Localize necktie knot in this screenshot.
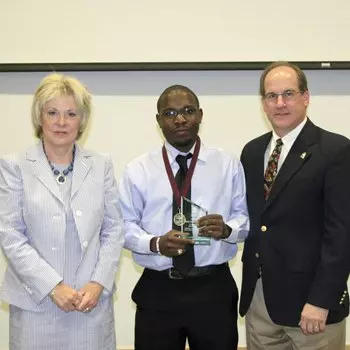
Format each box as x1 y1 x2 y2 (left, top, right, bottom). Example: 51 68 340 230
271 138 283 159
176 153 192 172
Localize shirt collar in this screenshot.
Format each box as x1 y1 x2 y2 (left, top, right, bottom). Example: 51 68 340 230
164 139 207 165
272 117 307 147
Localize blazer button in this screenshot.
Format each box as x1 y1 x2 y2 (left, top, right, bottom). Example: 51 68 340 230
76 210 82 217
255 253 260 258
261 225 267 232
22 283 33 295
82 241 88 248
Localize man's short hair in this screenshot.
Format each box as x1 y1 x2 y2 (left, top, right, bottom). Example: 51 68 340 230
259 61 308 97
157 85 200 112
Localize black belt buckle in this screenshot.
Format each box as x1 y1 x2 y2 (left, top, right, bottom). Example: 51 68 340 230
168 268 185 280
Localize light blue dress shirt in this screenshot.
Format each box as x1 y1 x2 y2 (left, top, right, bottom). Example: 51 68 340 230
119 141 249 270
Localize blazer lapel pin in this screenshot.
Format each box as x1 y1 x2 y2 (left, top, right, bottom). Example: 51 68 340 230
300 152 307 159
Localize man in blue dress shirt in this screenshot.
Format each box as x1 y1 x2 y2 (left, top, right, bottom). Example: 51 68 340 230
119 85 249 350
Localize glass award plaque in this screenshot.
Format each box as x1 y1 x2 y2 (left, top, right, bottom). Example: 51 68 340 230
179 196 211 245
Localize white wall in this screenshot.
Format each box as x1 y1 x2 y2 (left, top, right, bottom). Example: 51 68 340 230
1 0 350 63
0 70 350 349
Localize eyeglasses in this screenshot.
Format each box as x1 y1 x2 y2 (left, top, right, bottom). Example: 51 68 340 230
263 90 302 104
44 109 80 121
160 106 198 119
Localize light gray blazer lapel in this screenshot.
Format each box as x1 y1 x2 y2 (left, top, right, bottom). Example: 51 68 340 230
25 141 64 205
71 145 93 199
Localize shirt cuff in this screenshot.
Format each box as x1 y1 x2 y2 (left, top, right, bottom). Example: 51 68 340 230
222 221 245 243
138 234 155 254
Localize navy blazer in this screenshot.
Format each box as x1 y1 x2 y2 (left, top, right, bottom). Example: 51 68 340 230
239 119 350 326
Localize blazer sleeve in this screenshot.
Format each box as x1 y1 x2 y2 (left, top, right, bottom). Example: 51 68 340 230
308 142 350 309
90 155 124 292
0 156 62 304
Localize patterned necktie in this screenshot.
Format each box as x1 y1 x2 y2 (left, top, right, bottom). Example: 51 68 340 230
172 153 195 274
264 138 283 199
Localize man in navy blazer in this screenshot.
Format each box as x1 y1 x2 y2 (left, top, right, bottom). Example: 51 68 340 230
239 61 350 349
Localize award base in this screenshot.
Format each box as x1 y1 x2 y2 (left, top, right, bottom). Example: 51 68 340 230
190 236 211 245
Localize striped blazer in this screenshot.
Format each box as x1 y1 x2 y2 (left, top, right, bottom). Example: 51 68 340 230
0 141 124 311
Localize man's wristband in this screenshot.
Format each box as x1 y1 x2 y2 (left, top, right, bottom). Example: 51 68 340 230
155 237 161 255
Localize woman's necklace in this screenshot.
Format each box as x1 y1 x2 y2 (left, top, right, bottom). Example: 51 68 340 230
43 143 76 185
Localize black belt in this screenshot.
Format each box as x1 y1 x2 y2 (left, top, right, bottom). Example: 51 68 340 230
154 263 228 280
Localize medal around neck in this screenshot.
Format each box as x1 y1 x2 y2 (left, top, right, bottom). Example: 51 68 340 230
177 196 211 245
173 212 186 226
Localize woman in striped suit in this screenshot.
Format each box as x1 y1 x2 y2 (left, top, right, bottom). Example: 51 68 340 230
0 74 124 349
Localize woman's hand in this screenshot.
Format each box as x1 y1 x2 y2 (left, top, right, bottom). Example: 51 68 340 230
50 282 81 312
75 281 104 313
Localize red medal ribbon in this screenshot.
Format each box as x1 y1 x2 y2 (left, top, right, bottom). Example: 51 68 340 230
162 137 201 208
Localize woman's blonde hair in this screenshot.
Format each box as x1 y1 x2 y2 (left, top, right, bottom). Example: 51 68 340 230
31 73 91 139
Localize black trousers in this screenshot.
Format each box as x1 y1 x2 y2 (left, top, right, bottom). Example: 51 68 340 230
133 264 238 350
